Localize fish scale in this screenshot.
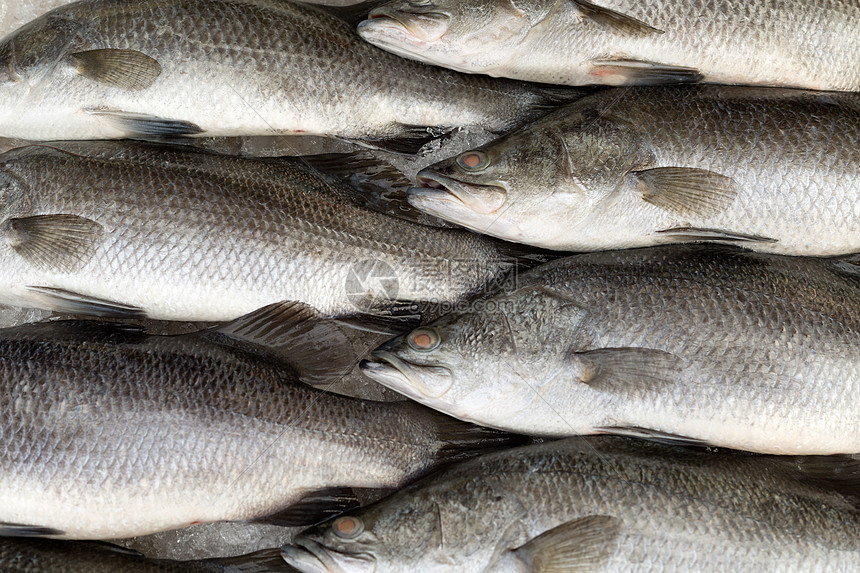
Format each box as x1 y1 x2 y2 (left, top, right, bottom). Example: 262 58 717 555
284 438 860 572
0 141 514 320
361 245 860 453
0 0 577 141
0 312 519 539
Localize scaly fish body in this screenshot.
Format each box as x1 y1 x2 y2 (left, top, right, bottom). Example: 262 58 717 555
0 0 574 142
0 141 513 320
283 437 860 572
0 305 517 538
0 538 294 572
410 86 860 256
359 0 860 89
362 245 860 454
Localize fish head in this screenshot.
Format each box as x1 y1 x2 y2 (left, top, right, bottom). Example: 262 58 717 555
361 287 586 428
358 0 544 71
408 108 647 247
0 14 80 124
284 499 450 573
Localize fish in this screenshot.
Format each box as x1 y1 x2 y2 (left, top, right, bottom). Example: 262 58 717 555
361 244 860 454
0 537 297 572
282 437 860 572
358 0 860 90
0 301 521 538
408 86 860 256
0 140 529 321
0 0 579 149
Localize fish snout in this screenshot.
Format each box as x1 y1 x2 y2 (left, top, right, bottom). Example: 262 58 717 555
363 7 451 43
410 171 506 215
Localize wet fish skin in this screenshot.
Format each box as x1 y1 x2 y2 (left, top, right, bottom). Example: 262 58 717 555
360 245 860 454
0 307 518 539
0 140 515 321
359 0 860 90
283 437 860 572
0 0 576 142
0 537 296 572
408 86 860 256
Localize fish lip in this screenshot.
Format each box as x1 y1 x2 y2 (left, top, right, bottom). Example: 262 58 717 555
361 7 450 43
361 351 453 399
409 171 506 215
282 538 375 573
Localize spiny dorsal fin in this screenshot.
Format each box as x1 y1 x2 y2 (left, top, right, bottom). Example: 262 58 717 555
572 347 683 393
570 0 662 35
255 487 360 527
502 515 623 572
70 49 161 90
213 301 357 384
5 214 104 273
632 167 738 217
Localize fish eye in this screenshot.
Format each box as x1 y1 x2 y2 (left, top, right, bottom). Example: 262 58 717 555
456 151 489 172
407 328 441 351
332 516 364 539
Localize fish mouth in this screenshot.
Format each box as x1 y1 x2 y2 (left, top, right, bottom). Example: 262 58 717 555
361 351 454 399
361 8 451 43
281 538 376 573
409 171 507 217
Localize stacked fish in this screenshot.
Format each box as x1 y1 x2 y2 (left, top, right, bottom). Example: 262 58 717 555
0 0 858 571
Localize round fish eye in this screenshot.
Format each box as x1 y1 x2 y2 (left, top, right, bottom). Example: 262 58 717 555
407 328 441 351
456 151 489 172
332 516 364 539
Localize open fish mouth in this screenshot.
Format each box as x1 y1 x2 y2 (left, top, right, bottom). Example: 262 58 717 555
281 538 376 573
362 8 451 43
361 350 454 399
409 171 506 216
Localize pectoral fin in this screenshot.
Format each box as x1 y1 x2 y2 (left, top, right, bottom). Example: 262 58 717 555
570 0 663 35
500 515 623 572
632 167 738 217
211 301 357 384
573 347 682 393
71 49 161 90
589 59 702 85
4 214 104 273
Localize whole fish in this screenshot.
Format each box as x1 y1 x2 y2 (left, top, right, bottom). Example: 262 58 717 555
0 0 577 147
0 302 519 538
0 141 523 321
361 245 860 454
283 437 860 572
0 537 295 572
409 86 860 255
358 0 860 90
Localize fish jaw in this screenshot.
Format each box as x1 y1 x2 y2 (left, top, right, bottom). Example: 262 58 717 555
360 352 454 401
282 538 376 573
358 10 461 68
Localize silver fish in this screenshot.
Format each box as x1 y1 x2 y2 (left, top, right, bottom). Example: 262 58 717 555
361 245 860 454
0 302 520 539
359 0 860 90
0 0 577 147
0 537 296 572
283 437 860 572
409 86 860 256
0 140 523 321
